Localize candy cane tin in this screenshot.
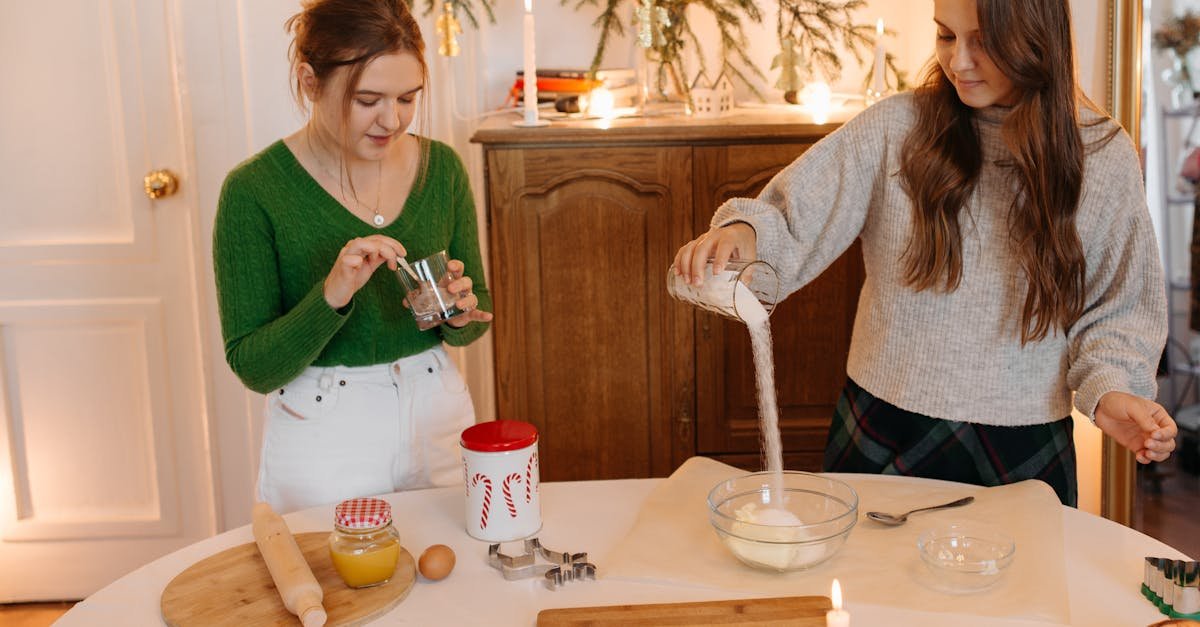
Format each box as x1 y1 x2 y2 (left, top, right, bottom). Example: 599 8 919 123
460 420 541 541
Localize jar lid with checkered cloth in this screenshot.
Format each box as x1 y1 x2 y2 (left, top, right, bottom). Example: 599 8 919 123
333 497 392 531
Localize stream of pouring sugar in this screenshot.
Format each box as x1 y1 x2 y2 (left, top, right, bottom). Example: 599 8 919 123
733 281 787 512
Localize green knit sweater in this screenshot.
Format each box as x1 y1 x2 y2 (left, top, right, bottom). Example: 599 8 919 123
213 138 492 394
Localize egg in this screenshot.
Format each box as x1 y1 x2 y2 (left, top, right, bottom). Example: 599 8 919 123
418 544 456 581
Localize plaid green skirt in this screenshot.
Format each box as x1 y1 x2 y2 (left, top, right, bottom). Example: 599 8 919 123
822 378 1078 506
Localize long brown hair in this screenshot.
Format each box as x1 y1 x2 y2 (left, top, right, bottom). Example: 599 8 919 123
285 0 431 193
899 0 1100 344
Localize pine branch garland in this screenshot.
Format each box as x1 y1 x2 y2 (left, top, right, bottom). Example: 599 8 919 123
424 0 903 104
544 0 902 103
570 0 766 99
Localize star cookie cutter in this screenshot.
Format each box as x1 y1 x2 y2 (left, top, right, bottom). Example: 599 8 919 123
487 538 596 590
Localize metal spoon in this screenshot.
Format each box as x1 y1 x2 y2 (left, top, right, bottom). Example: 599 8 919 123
865 496 975 526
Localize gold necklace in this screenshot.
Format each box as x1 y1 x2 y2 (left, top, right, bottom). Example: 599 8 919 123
306 128 386 227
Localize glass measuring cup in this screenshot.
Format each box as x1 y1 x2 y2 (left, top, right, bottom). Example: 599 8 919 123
666 259 780 323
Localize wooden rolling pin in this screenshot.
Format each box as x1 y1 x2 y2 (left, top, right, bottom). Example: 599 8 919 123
252 502 328 627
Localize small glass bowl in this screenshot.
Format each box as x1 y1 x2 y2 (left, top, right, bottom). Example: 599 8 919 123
707 471 858 572
917 524 1016 593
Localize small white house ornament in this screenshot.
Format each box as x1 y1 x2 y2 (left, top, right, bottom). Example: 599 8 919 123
690 71 733 118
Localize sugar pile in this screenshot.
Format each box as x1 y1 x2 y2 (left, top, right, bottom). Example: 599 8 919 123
723 502 830 571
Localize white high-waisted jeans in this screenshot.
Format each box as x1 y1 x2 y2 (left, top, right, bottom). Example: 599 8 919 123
257 346 475 513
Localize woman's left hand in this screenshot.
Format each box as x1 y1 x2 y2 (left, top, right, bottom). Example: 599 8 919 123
444 259 493 328
1094 391 1178 464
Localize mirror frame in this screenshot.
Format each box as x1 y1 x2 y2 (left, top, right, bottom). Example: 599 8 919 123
1103 0 1142 525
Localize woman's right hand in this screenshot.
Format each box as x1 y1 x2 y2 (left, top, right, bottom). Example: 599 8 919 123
671 222 757 286
1094 391 1178 464
324 235 406 309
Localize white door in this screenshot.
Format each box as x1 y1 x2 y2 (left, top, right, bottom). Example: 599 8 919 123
0 0 215 600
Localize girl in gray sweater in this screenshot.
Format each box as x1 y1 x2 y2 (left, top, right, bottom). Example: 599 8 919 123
672 0 1177 505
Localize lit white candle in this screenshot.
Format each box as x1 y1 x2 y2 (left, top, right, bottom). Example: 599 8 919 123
587 87 615 119
872 19 886 96
523 0 538 124
799 81 833 124
826 579 850 627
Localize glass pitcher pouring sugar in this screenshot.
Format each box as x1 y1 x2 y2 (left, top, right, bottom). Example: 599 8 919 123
666 259 780 323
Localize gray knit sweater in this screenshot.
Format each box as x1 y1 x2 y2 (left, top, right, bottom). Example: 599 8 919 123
712 93 1166 426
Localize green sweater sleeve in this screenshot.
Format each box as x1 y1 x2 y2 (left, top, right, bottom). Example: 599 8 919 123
437 147 493 347
213 172 348 393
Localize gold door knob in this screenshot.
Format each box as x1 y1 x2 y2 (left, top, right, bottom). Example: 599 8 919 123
143 169 180 199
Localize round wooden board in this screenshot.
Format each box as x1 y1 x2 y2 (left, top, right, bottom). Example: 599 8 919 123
161 532 415 626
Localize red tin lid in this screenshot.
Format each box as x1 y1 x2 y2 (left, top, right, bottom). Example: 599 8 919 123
461 420 538 452
334 497 392 530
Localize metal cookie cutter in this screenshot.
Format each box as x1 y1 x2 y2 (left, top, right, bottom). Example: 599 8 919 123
544 560 596 589
487 538 596 590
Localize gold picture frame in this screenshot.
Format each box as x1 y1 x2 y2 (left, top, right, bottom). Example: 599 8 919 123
1103 0 1142 525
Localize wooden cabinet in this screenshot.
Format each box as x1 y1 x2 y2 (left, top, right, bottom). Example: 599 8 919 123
472 113 863 481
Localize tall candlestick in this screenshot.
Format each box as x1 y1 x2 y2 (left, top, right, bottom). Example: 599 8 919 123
513 0 551 127
523 0 536 121
872 19 886 96
826 578 850 627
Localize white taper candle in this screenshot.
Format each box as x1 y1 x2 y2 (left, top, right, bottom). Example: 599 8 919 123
523 0 538 124
872 19 886 96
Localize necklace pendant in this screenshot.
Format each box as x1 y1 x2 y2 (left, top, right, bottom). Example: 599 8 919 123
373 213 385 227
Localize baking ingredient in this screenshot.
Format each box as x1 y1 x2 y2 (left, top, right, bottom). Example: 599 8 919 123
740 282 784 502
724 502 829 570
682 274 779 489
688 268 813 568
688 276 783 499
418 544 456 580
252 502 327 627
698 272 818 570
329 497 402 588
739 281 796 532
329 541 401 588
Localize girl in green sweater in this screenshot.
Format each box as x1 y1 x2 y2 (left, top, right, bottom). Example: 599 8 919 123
214 0 493 513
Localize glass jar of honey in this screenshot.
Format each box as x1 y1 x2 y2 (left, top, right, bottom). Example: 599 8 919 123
328 497 401 588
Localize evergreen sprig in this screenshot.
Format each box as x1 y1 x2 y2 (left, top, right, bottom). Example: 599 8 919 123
412 0 497 30
776 0 872 83
570 0 625 72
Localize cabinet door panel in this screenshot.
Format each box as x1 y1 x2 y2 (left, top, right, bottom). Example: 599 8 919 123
487 146 694 481
692 144 864 470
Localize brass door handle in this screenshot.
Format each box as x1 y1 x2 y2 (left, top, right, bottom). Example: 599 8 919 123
143 169 180 199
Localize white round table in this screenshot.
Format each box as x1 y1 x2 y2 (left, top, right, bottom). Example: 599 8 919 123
58 476 1192 626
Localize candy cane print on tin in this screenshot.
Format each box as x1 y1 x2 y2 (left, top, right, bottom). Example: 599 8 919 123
502 473 523 518
470 473 493 530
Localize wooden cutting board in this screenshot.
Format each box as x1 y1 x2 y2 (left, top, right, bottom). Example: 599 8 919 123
161 532 415 626
536 595 832 626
